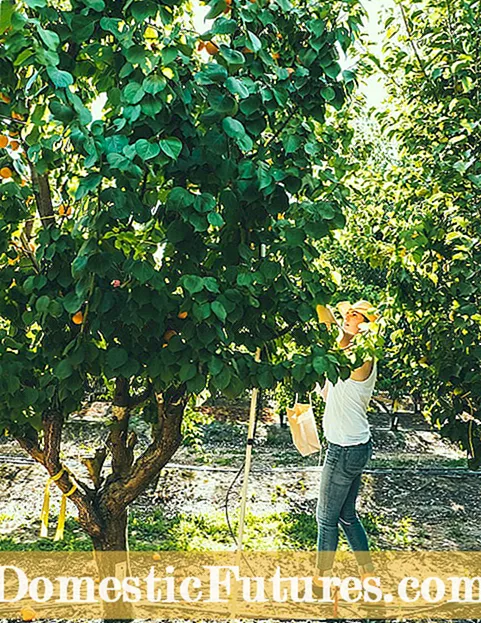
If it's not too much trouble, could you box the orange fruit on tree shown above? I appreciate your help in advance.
[178,311,188,319]
[20,178,27,187]
[272,52,280,60]
[205,41,219,55]
[72,311,84,325]
[9,140,20,150]
[163,328,177,342]
[20,606,37,622]
[276,33,283,39]
[286,67,294,76]
[0,167,13,178]
[11,111,24,121]
[197,40,205,51]
[0,135,8,148]
[0,92,11,104]
[242,47,253,54]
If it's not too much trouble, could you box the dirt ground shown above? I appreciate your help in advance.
[0,398,479,552]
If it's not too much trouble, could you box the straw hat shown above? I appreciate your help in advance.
[336,300,379,323]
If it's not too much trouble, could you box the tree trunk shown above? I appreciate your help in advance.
[90,507,135,622]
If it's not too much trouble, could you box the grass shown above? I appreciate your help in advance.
[0,507,415,552]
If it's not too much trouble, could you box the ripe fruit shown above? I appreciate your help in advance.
[59,204,72,216]
[277,213,284,220]
[9,140,19,151]
[205,41,219,55]
[272,52,280,61]
[286,67,294,77]
[20,606,37,621]
[152,552,161,561]
[72,311,84,325]
[0,135,9,148]
[0,92,11,104]
[163,329,177,342]
[11,111,24,121]
[20,179,27,187]
[111,279,121,288]
[0,167,13,178]
[242,47,253,54]
[276,33,283,40]
[197,40,205,52]
[178,311,188,319]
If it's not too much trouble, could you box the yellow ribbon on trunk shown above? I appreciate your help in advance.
[40,467,78,541]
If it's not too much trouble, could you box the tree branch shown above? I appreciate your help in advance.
[18,416,103,538]
[106,377,136,480]
[103,385,187,511]
[398,2,431,84]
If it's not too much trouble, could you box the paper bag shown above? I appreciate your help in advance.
[286,395,321,456]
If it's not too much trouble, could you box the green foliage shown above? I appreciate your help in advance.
[344,0,481,466]
[0,0,366,442]
[180,396,215,452]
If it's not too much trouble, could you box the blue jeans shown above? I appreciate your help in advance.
[316,438,373,572]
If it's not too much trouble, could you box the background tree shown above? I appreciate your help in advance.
[0,0,366,557]
[339,0,481,465]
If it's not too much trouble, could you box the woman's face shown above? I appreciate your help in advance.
[343,309,368,335]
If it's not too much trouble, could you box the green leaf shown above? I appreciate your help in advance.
[135,139,160,160]
[0,0,14,33]
[321,86,336,101]
[206,0,227,20]
[195,64,228,85]
[247,30,262,53]
[36,26,60,50]
[225,77,250,99]
[62,292,83,313]
[132,261,155,284]
[123,82,145,104]
[215,366,231,390]
[180,363,197,382]
[125,44,147,65]
[54,360,73,380]
[159,137,182,159]
[84,0,105,11]
[222,117,246,139]
[143,74,167,95]
[131,0,158,21]
[46,67,74,88]
[183,275,204,294]
[107,347,128,370]
[324,63,340,79]
[49,100,74,123]
[313,356,327,374]
[211,300,227,322]
[207,211,225,227]
[36,295,50,313]
[162,46,178,65]
[219,46,245,67]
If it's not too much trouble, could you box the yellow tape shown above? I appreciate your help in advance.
[39,468,77,541]
[54,484,78,542]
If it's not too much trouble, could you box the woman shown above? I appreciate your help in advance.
[313,299,378,590]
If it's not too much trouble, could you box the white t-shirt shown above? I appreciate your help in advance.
[322,359,377,446]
